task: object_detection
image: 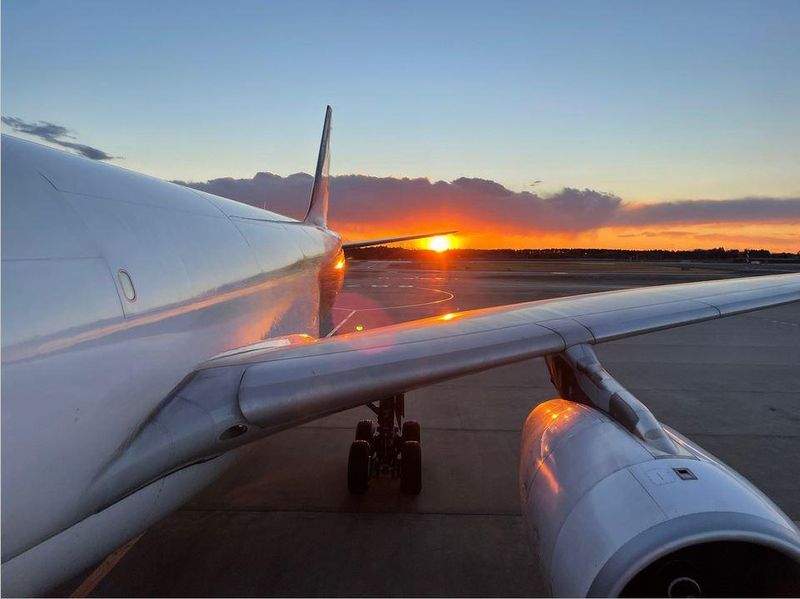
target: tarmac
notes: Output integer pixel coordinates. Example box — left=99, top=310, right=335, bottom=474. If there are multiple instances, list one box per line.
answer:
left=57, top=259, right=800, bottom=597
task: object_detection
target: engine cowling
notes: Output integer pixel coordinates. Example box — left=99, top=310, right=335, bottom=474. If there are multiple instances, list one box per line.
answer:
left=520, top=399, right=800, bottom=597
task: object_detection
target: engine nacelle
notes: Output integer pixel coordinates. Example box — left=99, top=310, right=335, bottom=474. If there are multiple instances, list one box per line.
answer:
left=520, top=398, right=800, bottom=596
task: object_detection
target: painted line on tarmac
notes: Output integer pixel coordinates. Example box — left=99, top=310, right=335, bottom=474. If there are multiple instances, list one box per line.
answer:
left=70, top=534, right=143, bottom=598
left=767, top=318, right=799, bottom=327
left=337, top=287, right=454, bottom=312
left=329, top=285, right=456, bottom=335
left=326, top=309, right=357, bottom=337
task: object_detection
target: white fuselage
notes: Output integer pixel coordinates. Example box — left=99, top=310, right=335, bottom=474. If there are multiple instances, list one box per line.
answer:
left=0, top=135, right=341, bottom=594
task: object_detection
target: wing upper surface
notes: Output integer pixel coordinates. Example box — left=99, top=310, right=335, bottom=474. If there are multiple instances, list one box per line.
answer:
left=200, top=273, right=800, bottom=429
left=94, top=273, right=800, bottom=515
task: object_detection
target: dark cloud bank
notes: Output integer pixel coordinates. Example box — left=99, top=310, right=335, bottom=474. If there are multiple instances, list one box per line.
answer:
left=1, top=116, right=119, bottom=160
left=177, top=171, right=800, bottom=237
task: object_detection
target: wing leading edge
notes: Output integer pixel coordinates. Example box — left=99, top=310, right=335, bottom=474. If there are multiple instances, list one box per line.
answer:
left=93, top=273, right=800, bottom=515
left=219, top=272, right=800, bottom=427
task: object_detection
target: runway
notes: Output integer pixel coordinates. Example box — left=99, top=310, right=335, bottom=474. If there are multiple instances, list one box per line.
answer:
left=54, top=259, right=800, bottom=597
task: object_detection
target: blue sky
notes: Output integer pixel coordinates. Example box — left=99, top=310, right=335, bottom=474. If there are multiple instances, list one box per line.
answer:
left=3, top=0, right=799, bottom=201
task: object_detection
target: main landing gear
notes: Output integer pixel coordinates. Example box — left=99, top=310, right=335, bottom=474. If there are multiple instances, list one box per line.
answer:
left=347, top=394, right=422, bottom=495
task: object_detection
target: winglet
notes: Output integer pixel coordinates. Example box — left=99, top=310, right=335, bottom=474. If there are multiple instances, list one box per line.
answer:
left=304, top=105, right=332, bottom=227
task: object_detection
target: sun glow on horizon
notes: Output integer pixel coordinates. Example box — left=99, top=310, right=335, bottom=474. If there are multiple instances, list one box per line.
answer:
left=428, top=235, right=452, bottom=253
left=339, top=222, right=800, bottom=254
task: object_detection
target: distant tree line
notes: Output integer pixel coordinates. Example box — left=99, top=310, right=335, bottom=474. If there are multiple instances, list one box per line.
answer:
left=346, top=247, right=800, bottom=263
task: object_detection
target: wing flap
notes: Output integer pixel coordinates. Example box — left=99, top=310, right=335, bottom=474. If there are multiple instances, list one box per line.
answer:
left=573, top=299, right=719, bottom=343
left=701, top=284, right=800, bottom=316
left=238, top=321, right=564, bottom=428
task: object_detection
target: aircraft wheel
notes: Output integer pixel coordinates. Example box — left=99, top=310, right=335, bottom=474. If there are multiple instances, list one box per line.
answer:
left=355, top=420, right=375, bottom=443
left=400, top=440, right=422, bottom=495
left=348, top=440, right=371, bottom=494
left=402, top=420, right=420, bottom=443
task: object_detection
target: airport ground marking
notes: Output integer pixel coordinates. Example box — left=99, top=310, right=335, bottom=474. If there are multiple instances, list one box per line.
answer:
left=337, top=286, right=454, bottom=312
left=326, top=309, right=357, bottom=337
left=328, top=284, right=456, bottom=336
left=69, top=534, right=143, bottom=598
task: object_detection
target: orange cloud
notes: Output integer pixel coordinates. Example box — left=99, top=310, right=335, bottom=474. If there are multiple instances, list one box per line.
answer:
left=178, top=173, right=800, bottom=252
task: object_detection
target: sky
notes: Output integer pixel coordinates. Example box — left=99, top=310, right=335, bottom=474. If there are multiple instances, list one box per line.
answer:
left=2, top=0, right=799, bottom=251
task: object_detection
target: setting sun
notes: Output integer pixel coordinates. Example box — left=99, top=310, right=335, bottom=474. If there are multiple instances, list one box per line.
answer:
left=428, top=235, right=451, bottom=253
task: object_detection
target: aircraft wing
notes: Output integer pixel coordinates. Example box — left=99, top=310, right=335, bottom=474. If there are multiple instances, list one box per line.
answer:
left=342, top=230, right=457, bottom=249
left=95, top=273, right=800, bottom=510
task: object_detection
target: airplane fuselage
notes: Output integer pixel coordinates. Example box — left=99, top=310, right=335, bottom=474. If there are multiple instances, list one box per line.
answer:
left=1, top=135, right=341, bottom=593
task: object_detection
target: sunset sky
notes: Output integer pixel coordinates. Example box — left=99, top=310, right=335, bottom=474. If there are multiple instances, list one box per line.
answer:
left=2, top=0, right=799, bottom=251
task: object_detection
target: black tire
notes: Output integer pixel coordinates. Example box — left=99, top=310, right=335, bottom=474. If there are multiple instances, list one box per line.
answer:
left=402, top=420, right=420, bottom=443
left=348, top=440, right=371, bottom=494
left=400, top=440, right=422, bottom=495
left=355, top=420, right=374, bottom=443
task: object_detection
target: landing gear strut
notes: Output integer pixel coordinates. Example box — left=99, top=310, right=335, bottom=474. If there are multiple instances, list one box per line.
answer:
left=347, top=394, right=421, bottom=495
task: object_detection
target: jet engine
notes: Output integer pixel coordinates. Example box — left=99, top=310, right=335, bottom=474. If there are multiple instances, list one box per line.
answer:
left=520, top=345, right=800, bottom=597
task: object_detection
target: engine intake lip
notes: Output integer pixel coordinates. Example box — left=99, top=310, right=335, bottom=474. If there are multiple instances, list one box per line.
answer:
left=588, top=511, right=800, bottom=598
